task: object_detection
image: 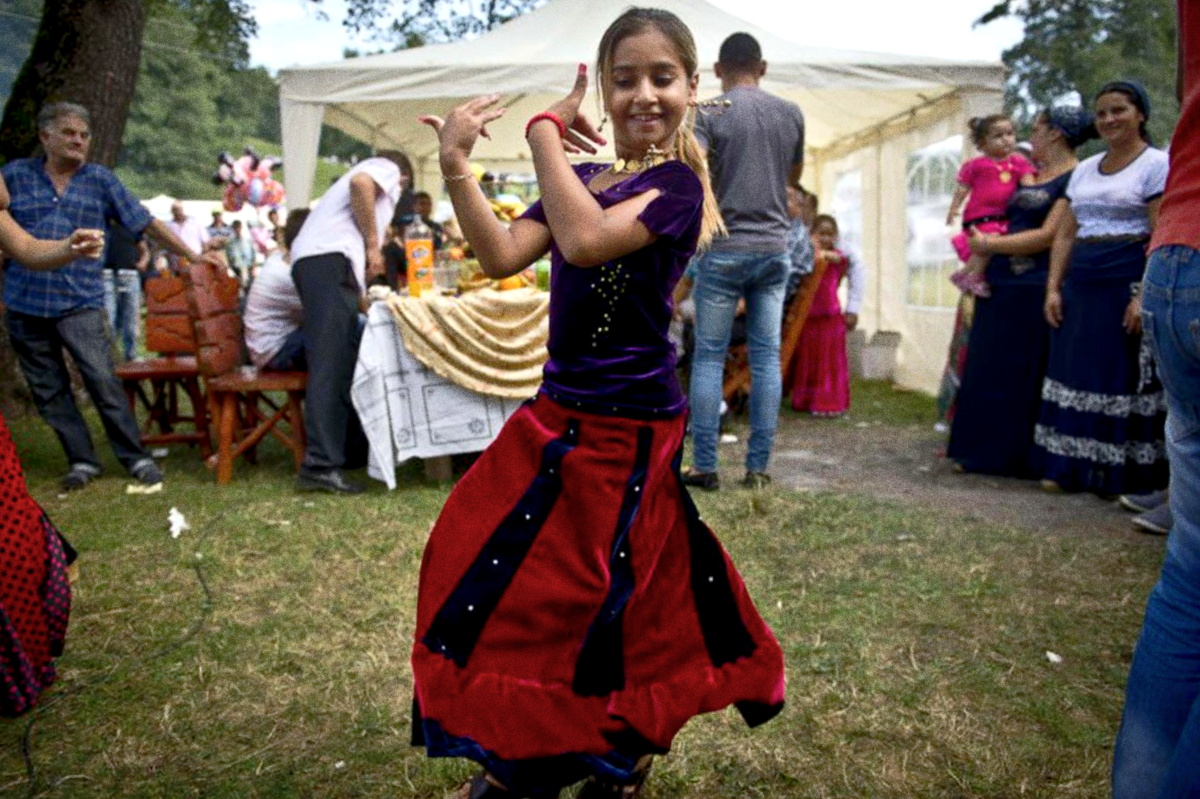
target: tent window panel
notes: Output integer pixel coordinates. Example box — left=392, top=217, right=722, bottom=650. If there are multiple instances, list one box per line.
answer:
left=905, top=136, right=962, bottom=310
left=831, top=169, right=864, bottom=311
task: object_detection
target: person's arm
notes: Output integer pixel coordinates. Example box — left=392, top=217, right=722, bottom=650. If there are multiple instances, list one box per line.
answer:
left=349, top=171, right=388, bottom=284
left=946, top=183, right=970, bottom=225
left=134, top=237, right=151, bottom=272
left=973, top=198, right=1070, bottom=257
left=526, top=65, right=670, bottom=267
left=1044, top=205, right=1078, bottom=328
left=0, top=213, right=102, bottom=269
left=1122, top=196, right=1163, bottom=335
left=144, top=218, right=203, bottom=264
left=0, top=174, right=102, bottom=268
left=420, top=96, right=557, bottom=278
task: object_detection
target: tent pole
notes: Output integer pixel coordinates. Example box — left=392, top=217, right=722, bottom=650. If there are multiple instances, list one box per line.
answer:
left=874, top=139, right=884, bottom=333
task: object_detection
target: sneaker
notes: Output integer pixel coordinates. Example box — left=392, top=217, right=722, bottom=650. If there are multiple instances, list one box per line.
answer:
left=741, top=471, right=771, bottom=489
left=131, top=458, right=164, bottom=486
left=681, top=468, right=720, bottom=491
left=1132, top=501, right=1172, bottom=536
left=296, top=468, right=365, bottom=494
left=61, top=463, right=101, bottom=492
left=1119, top=490, right=1168, bottom=514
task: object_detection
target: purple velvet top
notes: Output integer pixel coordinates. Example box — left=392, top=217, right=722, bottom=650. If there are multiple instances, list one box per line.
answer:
left=520, top=160, right=703, bottom=418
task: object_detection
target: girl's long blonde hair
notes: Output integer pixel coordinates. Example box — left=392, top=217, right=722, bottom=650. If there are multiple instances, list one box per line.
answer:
left=594, top=8, right=726, bottom=251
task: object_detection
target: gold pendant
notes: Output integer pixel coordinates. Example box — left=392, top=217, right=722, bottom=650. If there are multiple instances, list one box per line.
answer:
left=999, top=171, right=1012, bottom=183
left=610, top=144, right=672, bottom=175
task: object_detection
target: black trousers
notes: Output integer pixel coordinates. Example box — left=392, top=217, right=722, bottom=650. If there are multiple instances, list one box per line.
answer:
left=291, top=253, right=367, bottom=471
left=6, top=308, right=149, bottom=471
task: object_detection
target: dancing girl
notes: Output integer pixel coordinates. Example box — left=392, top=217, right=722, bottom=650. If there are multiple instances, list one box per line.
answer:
left=411, top=8, right=786, bottom=798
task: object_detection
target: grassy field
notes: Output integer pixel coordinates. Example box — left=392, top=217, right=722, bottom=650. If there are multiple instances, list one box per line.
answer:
left=0, top=389, right=1165, bottom=798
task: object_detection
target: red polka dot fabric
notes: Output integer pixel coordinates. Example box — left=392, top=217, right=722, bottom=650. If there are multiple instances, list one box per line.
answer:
left=1, top=411, right=72, bottom=717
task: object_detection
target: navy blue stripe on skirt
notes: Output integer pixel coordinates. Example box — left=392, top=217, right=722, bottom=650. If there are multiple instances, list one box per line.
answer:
left=1034, top=239, right=1167, bottom=494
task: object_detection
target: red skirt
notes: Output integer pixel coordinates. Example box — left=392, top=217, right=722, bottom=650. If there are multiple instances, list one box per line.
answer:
left=1, top=411, right=72, bottom=718
left=789, top=314, right=850, bottom=415
left=411, top=394, right=785, bottom=795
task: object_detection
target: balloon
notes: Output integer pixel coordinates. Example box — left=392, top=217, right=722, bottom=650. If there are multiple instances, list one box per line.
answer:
left=212, top=146, right=285, bottom=212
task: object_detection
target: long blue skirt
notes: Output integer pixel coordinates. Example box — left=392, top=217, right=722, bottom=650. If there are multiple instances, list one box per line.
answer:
left=1033, top=239, right=1167, bottom=495
left=948, top=279, right=1049, bottom=478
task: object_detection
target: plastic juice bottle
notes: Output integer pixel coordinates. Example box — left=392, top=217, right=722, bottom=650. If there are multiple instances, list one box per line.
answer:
left=404, top=216, right=434, bottom=297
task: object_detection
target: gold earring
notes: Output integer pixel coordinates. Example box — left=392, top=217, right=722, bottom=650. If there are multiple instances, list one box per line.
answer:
left=598, top=113, right=609, bottom=133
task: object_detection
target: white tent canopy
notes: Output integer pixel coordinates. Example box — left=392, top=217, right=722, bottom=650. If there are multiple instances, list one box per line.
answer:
left=277, top=0, right=1007, bottom=394
left=277, top=0, right=1003, bottom=205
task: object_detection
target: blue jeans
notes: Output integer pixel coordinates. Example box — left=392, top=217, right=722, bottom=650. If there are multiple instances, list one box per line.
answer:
left=1113, top=245, right=1200, bottom=799
left=103, top=268, right=141, bottom=361
left=688, top=250, right=789, bottom=473
left=6, top=308, right=150, bottom=472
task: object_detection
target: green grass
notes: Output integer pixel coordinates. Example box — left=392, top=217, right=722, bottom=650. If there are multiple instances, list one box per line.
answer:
left=0, top=396, right=1164, bottom=798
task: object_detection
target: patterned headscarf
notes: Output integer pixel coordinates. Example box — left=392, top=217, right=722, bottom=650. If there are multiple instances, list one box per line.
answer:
left=1044, top=105, right=1097, bottom=149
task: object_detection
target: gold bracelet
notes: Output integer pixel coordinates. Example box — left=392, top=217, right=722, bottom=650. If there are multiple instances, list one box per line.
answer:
left=443, top=172, right=474, bottom=183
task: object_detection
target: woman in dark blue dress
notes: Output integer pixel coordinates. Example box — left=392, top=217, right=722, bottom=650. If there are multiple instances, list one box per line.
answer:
left=949, top=107, right=1094, bottom=476
left=1035, top=82, right=1170, bottom=496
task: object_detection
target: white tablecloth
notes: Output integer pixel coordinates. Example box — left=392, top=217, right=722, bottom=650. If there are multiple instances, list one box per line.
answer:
left=352, top=302, right=530, bottom=489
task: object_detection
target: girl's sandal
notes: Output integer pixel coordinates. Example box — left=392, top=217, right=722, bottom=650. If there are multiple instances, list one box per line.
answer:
left=452, top=773, right=560, bottom=799
left=576, top=757, right=652, bottom=799
left=452, top=773, right=510, bottom=799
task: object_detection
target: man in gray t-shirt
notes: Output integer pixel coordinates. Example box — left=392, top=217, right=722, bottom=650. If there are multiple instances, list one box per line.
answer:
left=685, top=32, right=805, bottom=491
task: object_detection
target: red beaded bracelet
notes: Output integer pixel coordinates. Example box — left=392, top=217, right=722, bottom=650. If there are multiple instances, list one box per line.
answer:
left=526, top=111, right=567, bottom=140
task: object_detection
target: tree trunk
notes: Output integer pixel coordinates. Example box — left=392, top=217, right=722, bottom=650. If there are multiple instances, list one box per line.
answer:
left=0, top=0, right=146, bottom=166
left=0, top=0, right=146, bottom=411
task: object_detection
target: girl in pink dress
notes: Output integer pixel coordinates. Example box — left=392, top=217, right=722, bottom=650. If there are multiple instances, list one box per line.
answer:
left=946, top=115, right=1036, bottom=297
left=789, top=215, right=860, bottom=416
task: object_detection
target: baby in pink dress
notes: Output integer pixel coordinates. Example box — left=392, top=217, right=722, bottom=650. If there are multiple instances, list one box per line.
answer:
left=946, top=115, right=1036, bottom=297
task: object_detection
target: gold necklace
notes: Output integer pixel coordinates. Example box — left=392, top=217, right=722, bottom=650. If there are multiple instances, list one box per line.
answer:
left=610, top=144, right=672, bottom=175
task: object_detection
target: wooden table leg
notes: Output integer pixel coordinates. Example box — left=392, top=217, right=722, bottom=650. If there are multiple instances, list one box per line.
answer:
left=424, top=456, right=453, bottom=482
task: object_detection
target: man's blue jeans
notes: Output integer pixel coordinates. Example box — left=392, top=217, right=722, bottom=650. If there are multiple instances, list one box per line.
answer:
left=6, top=308, right=150, bottom=473
left=103, top=268, right=141, bottom=361
left=1113, top=245, right=1200, bottom=799
left=688, top=250, right=789, bottom=474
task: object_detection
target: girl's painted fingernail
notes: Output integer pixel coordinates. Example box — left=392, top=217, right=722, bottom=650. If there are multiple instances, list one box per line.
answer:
left=578, top=63, right=587, bottom=75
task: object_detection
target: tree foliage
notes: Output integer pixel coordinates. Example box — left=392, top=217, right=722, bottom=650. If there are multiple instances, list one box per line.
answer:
left=978, top=0, right=1179, bottom=144
left=337, top=0, right=546, bottom=45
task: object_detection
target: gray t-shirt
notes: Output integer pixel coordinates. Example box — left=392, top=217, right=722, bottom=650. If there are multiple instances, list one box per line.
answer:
left=694, top=86, right=805, bottom=254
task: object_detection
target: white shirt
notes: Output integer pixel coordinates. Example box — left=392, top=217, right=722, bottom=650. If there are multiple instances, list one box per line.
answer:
left=289, top=158, right=401, bottom=293
left=1067, top=148, right=1169, bottom=239
left=244, top=251, right=303, bottom=368
left=165, top=216, right=210, bottom=254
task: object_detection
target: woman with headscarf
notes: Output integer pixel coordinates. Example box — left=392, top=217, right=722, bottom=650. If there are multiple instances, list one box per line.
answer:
left=0, top=173, right=95, bottom=716
left=948, top=106, right=1095, bottom=477
left=1034, top=82, right=1170, bottom=496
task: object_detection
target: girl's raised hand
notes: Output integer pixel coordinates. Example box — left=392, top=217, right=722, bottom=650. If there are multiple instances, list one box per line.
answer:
left=539, top=64, right=606, bottom=155
left=419, top=94, right=507, bottom=170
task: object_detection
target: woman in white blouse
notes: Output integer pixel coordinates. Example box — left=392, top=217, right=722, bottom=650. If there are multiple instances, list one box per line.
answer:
left=1035, top=81, right=1169, bottom=497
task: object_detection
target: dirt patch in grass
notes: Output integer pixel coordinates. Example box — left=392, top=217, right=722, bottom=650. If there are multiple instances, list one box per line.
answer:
left=717, top=399, right=1164, bottom=546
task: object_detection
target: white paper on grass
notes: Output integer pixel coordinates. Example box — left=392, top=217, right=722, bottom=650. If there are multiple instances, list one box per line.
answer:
left=168, top=507, right=190, bottom=539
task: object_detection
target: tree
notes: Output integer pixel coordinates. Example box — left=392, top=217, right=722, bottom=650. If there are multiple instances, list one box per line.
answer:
left=977, top=0, right=1179, bottom=144
left=0, top=0, right=255, bottom=167
left=0, top=0, right=147, bottom=166
left=339, top=0, right=546, bottom=45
